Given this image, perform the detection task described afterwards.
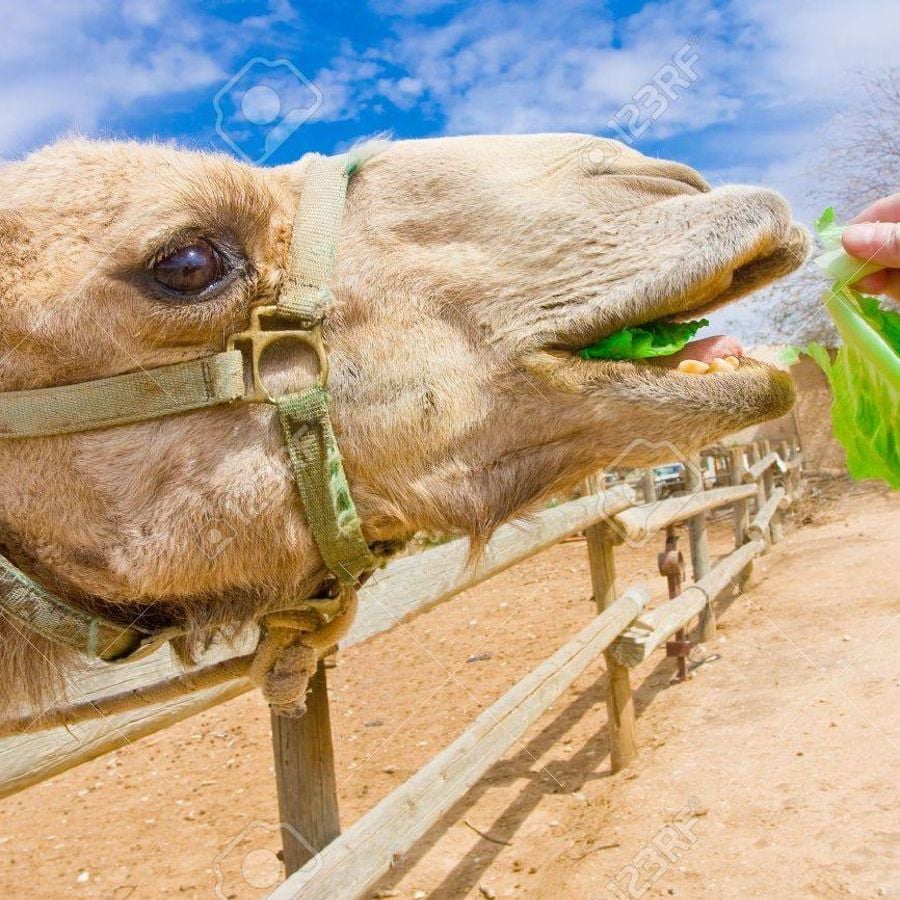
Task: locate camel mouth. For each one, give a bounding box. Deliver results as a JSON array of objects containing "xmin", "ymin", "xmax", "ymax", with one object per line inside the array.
[
  {"xmin": 546, "ymin": 208, "xmax": 810, "ymax": 389},
  {"xmin": 529, "ymin": 198, "xmax": 808, "ymax": 430}
]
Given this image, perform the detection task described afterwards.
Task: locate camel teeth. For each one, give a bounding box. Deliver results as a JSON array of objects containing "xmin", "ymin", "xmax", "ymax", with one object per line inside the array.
[
  {"xmin": 676, "ymin": 357, "xmax": 739, "ymax": 375},
  {"xmin": 677, "ymin": 359, "xmax": 710, "ymax": 374}
]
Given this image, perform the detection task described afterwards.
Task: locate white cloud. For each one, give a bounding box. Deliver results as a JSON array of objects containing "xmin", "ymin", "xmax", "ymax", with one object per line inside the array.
[
  {"xmin": 345, "ymin": 0, "xmax": 899, "ymax": 344},
  {"xmin": 0, "ymin": 0, "xmax": 225, "ymax": 155},
  {"xmin": 371, "ymin": 0, "xmax": 711, "ymax": 134},
  {"xmin": 239, "ymin": 0, "xmax": 300, "ymax": 30},
  {"xmin": 367, "ymin": 0, "xmax": 900, "ymax": 161}
]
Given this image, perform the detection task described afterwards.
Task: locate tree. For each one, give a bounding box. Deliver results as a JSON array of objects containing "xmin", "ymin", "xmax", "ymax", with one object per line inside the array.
[{"xmin": 738, "ymin": 68, "xmax": 900, "ymax": 347}]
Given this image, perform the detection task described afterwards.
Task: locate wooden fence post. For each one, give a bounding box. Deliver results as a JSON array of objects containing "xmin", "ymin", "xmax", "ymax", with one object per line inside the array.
[
  {"xmin": 790, "ymin": 442, "xmax": 803, "ymax": 499},
  {"xmin": 711, "ymin": 452, "xmax": 727, "ymax": 488},
  {"xmin": 729, "ymin": 447, "xmax": 750, "ymax": 548},
  {"xmin": 778, "ymin": 440, "xmax": 798, "ymax": 503},
  {"xmin": 583, "ymin": 474, "xmax": 638, "ymax": 772},
  {"xmin": 642, "ymin": 468, "xmax": 657, "ymax": 504},
  {"xmin": 776, "ymin": 440, "xmax": 790, "ymax": 506},
  {"xmin": 747, "ymin": 444, "xmax": 767, "ymax": 523},
  {"xmin": 684, "ymin": 455, "xmax": 714, "ymax": 641},
  {"xmin": 761, "ymin": 440, "xmax": 783, "ymax": 543},
  {"xmin": 271, "ymin": 660, "xmax": 341, "ymax": 875},
  {"xmin": 745, "ymin": 444, "xmax": 758, "ymax": 512}
]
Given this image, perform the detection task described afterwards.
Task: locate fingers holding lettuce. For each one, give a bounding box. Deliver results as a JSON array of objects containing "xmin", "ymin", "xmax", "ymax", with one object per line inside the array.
[
  {"xmin": 842, "ymin": 193, "xmax": 900, "ymax": 301},
  {"xmin": 807, "ymin": 202, "xmax": 900, "ymax": 489}
]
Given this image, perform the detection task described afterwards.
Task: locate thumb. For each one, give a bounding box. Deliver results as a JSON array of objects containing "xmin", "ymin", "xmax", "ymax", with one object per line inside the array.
[{"xmin": 842, "ymin": 221, "xmax": 900, "ymax": 268}]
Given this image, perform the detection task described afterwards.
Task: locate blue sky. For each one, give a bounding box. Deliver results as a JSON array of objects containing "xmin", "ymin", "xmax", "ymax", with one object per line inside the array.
[
  {"xmin": 4, "ymin": 0, "xmax": 898, "ymax": 222},
  {"xmin": 3, "ymin": 0, "xmax": 897, "ymax": 182},
  {"xmin": 5, "ymin": 0, "xmax": 897, "ymax": 342}
]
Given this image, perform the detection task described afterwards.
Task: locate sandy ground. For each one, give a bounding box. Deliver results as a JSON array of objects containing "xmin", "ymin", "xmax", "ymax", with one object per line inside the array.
[{"xmin": 0, "ymin": 480, "xmax": 896, "ymax": 899}]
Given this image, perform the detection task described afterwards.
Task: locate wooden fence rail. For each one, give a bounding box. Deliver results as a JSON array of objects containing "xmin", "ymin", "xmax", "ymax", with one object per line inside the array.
[
  {"xmin": 0, "ymin": 437, "xmax": 805, "ymax": 900},
  {"xmin": 272, "ymin": 438, "xmax": 804, "ymax": 898},
  {"xmin": 271, "ymin": 585, "xmax": 651, "ymax": 900},
  {"xmin": 609, "ymin": 538, "xmax": 765, "ymax": 667},
  {"xmin": 0, "ymin": 486, "xmax": 634, "ymax": 798},
  {"xmin": 747, "ymin": 486, "xmax": 787, "ymax": 544}
]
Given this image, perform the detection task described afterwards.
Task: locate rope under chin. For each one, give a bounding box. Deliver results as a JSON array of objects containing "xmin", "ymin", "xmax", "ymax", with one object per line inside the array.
[{"xmin": 248, "ymin": 589, "xmax": 358, "ymax": 717}]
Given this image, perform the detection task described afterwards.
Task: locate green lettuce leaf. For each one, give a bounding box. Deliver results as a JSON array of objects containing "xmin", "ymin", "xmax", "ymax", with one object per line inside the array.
[
  {"xmin": 808, "ymin": 207, "xmax": 900, "ymax": 488},
  {"xmin": 579, "ymin": 319, "xmax": 709, "ymax": 360}
]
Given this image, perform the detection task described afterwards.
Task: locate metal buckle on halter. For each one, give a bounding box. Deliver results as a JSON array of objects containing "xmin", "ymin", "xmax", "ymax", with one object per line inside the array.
[{"xmin": 226, "ymin": 305, "xmax": 329, "ymax": 404}]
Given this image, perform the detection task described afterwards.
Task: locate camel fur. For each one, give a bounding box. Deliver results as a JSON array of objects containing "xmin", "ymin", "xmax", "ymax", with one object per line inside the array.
[{"xmin": 0, "ymin": 134, "xmax": 809, "ymax": 713}]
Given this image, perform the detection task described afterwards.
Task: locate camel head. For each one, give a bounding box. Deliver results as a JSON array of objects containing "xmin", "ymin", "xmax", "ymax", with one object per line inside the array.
[{"xmin": 0, "ymin": 133, "xmax": 807, "ymax": 696}]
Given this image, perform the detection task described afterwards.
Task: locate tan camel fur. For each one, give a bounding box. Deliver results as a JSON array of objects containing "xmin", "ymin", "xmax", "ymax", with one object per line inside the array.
[{"xmin": 0, "ymin": 134, "xmax": 808, "ymax": 712}]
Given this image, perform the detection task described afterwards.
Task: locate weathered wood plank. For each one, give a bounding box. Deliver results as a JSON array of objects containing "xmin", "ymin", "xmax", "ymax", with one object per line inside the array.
[
  {"xmin": 729, "ymin": 447, "xmax": 750, "ymax": 549},
  {"xmin": 747, "ymin": 487, "xmax": 787, "ymax": 544},
  {"xmin": 271, "ymin": 662, "xmax": 341, "ymax": 874},
  {"xmin": 0, "ymin": 486, "xmax": 634, "ymax": 798},
  {"xmin": 684, "ymin": 456, "xmax": 714, "ymax": 641},
  {"xmin": 269, "ymin": 586, "xmax": 650, "ymax": 900},
  {"xmin": 610, "ymin": 539, "xmax": 765, "ymax": 667},
  {"xmin": 641, "ymin": 468, "xmax": 657, "ymax": 503},
  {"xmin": 345, "ymin": 485, "xmax": 634, "ymax": 645},
  {"xmin": 746, "ymin": 444, "xmax": 769, "ymax": 538},
  {"xmin": 606, "ymin": 483, "xmax": 757, "ymax": 545},
  {"xmin": 743, "ymin": 451, "xmax": 779, "ymax": 484},
  {"xmin": 0, "ymin": 676, "xmax": 252, "ymax": 799},
  {"xmin": 584, "ymin": 474, "xmax": 637, "ymax": 772},
  {"xmin": 761, "ymin": 441, "xmax": 784, "ymax": 543}
]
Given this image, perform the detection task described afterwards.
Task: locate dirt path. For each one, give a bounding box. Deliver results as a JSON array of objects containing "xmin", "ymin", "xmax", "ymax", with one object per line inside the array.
[{"xmin": 0, "ymin": 482, "xmax": 896, "ymax": 899}]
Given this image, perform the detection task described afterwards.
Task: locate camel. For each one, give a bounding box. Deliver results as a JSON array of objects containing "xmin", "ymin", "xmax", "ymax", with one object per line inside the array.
[{"xmin": 0, "ymin": 133, "xmax": 809, "ymax": 715}]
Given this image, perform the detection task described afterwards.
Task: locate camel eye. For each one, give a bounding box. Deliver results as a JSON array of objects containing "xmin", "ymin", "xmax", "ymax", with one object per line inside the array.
[{"xmin": 152, "ymin": 240, "xmax": 223, "ymax": 295}]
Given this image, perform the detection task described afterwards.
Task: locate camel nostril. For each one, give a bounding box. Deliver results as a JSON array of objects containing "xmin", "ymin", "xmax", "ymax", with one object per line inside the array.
[
  {"xmin": 603, "ymin": 159, "xmax": 710, "ymax": 200},
  {"xmin": 633, "ymin": 160, "xmax": 710, "ymax": 194},
  {"xmin": 614, "ymin": 172, "xmax": 708, "ymax": 201},
  {"xmin": 659, "ymin": 161, "xmax": 710, "ymax": 193}
]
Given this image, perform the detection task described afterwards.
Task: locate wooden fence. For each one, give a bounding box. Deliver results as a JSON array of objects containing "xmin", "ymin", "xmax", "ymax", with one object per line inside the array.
[{"xmin": 0, "ymin": 437, "xmax": 804, "ymax": 899}]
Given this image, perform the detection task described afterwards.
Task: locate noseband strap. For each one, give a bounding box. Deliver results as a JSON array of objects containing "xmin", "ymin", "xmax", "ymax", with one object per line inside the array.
[{"xmin": 0, "ymin": 352, "xmax": 246, "ymax": 438}]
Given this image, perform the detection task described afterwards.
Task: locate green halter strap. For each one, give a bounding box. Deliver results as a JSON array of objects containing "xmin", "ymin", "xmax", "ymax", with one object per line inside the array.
[
  {"xmin": 273, "ymin": 153, "xmax": 376, "ymax": 582},
  {"xmin": 0, "ymin": 152, "xmax": 376, "ymax": 662},
  {"xmin": 0, "ymin": 353, "xmax": 245, "ymax": 437}
]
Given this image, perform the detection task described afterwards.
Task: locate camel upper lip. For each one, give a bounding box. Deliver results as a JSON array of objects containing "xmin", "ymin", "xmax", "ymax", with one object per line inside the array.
[
  {"xmin": 545, "ymin": 194, "xmax": 811, "ymax": 357},
  {"xmin": 562, "ymin": 229, "xmax": 806, "ymax": 355}
]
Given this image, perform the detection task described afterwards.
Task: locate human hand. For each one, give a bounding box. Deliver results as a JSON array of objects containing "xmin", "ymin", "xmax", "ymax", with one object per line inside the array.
[{"xmin": 842, "ymin": 192, "xmax": 900, "ymax": 301}]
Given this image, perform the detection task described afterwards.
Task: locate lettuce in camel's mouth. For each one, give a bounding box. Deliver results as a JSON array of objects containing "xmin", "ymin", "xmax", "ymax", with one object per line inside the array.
[{"xmin": 578, "ymin": 318, "xmax": 745, "ymax": 375}]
